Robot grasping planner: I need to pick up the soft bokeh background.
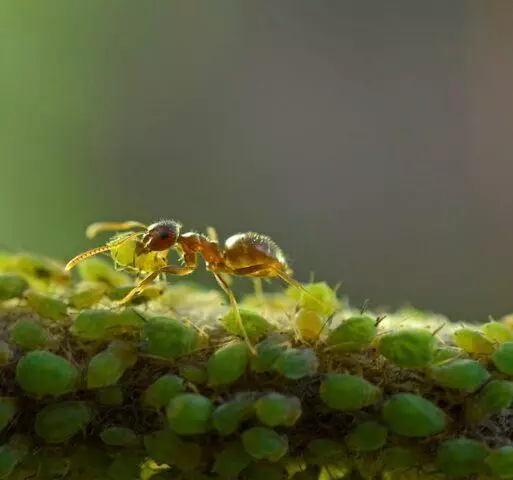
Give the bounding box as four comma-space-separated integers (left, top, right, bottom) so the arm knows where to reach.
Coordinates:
1, 1, 512, 322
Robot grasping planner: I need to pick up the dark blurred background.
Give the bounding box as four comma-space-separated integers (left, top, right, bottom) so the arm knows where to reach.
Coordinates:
1, 1, 512, 322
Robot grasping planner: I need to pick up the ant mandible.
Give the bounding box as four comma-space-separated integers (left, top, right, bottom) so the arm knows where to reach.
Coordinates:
65, 219, 320, 353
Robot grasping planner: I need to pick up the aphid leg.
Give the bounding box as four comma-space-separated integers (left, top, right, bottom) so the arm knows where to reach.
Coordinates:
86, 221, 147, 239
65, 231, 142, 271
117, 264, 196, 305
212, 272, 256, 355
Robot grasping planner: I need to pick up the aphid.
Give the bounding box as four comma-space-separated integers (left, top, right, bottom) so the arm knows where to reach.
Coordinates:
0, 252, 71, 290
66, 219, 323, 352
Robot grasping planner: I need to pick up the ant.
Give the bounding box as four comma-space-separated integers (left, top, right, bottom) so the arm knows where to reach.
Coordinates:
65, 219, 322, 353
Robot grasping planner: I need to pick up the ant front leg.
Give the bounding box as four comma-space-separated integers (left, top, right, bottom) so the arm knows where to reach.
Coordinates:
117, 253, 197, 305
212, 272, 256, 355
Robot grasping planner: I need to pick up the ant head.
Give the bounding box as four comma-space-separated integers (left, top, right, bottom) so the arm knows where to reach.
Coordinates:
142, 219, 182, 252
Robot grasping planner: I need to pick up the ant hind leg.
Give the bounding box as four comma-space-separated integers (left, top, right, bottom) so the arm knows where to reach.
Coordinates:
212, 272, 256, 355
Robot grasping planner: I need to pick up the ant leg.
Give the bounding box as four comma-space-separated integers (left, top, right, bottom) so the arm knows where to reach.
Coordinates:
117, 263, 196, 305
206, 227, 232, 287
206, 226, 219, 242
230, 265, 327, 311
252, 278, 266, 303
86, 221, 147, 239
65, 231, 142, 271
212, 272, 256, 355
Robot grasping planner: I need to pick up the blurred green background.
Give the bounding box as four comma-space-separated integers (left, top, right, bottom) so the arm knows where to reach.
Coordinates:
1, 1, 512, 322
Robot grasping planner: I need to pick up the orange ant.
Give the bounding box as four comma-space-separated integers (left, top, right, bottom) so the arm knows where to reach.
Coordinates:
65, 220, 322, 353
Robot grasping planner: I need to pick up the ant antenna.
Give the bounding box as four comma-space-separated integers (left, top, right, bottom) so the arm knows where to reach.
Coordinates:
65, 231, 143, 271
86, 221, 148, 239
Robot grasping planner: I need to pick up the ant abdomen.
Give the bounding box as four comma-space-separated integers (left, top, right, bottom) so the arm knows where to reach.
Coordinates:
223, 232, 288, 276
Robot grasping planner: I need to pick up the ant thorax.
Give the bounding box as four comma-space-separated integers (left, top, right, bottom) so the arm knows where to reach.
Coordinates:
179, 232, 224, 267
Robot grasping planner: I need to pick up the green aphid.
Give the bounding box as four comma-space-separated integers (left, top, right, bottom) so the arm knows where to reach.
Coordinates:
107, 339, 137, 368
87, 350, 125, 389
286, 281, 339, 316
274, 348, 319, 380
320, 373, 381, 411
452, 328, 495, 354
168, 441, 202, 473
16, 350, 79, 397
107, 308, 146, 334
432, 345, 463, 364
20, 448, 70, 480
430, 359, 490, 391
68, 445, 110, 479
72, 309, 116, 341
100, 426, 138, 446
289, 468, 319, 480
483, 321, 513, 343
0, 398, 17, 433
212, 393, 256, 436
166, 393, 213, 435
0, 253, 70, 290
141, 375, 185, 410
24, 290, 68, 322
382, 393, 446, 437
95, 386, 124, 406
435, 437, 487, 479
10, 317, 50, 351
255, 393, 302, 427
492, 342, 513, 375
250, 333, 290, 373
178, 364, 207, 385
0, 445, 22, 479
0, 273, 29, 301
142, 316, 198, 359
35, 402, 91, 444
326, 315, 376, 352
242, 427, 288, 462
380, 446, 423, 471
107, 452, 143, 480
379, 328, 436, 368
345, 421, 388, 452
207, 341, 249, 387
143, 429, 183, 466
243, 462, 288, 480
76, 257, 131, 288
485, 445, 513, 479
0, 341, 10, 365
220, 308, 273, 340
306, 438, 345, 465
212, 440, 252, 479
465, 379, 513, 423
67, 281, 108, 310
143, 429, 202, 473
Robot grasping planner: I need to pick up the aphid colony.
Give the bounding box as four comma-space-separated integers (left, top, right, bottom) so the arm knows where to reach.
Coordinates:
65, 219, 327, 351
